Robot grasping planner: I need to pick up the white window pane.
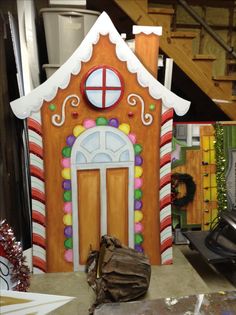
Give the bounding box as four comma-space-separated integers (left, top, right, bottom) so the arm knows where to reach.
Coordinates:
86, 90, 103, 107
86, 68, 103, 87
81, 132, 100, 153
76, 152, 87, 164
92, 153, 112, 163
120, 150, 130, 161
105, 90, 121, 107
106, 69, 121, 87
106, 131, 126, 152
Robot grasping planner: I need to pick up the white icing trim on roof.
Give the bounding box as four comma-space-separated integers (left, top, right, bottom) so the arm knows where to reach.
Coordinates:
133, 25, 162, 36
10, 11, 190, 119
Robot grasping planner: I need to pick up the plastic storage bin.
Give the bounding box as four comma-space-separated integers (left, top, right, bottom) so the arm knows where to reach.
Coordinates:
42, 64, 59, 78
40, 8, 100, 65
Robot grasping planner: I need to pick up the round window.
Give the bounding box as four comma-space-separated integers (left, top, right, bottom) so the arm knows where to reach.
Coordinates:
81, 66, 124, 109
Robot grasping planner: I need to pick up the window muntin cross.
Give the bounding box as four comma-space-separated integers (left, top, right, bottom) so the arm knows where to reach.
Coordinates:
81, 66, 124, 109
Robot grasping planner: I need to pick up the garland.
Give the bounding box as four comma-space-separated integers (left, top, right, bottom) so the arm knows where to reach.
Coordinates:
214, 123, 227, 212
0, 220, 30, 291
171, 173, 196, 207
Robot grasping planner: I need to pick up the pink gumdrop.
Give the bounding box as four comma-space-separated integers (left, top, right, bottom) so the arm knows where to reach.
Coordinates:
64, 249, 73, 262
83, 119, 96, 129
135, 222, 143, 233
128, 133, 136, 144
134, 178, 143, 189
61, 158, 71, 168
64, 202, 72, 213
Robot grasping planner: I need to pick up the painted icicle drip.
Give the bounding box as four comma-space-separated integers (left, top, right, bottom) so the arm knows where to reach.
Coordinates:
127, 93, 153, 126
51, 94, 80, 127
61, 117, 144, 263
28, 113, 46, 273
159, 108, 174, 264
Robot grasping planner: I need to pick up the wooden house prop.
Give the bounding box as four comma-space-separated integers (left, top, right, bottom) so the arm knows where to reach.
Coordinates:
10, 12, 190, 273
172, 122, 236, 235
171, 123, 216, 234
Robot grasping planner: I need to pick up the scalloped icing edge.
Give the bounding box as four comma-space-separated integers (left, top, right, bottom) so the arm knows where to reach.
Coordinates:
133, 25, 162, 35
10, 11, 190, 119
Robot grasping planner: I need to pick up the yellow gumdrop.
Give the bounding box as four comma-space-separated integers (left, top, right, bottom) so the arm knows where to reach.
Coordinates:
73, 125, 85, 137
134, 210, 143, 223
61, 168, 71, 179
63, 214, 72, 226
135, 166, 143, 178
119, 123, 130, 135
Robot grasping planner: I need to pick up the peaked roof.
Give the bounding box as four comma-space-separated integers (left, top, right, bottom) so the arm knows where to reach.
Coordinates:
10, 12, 190, 119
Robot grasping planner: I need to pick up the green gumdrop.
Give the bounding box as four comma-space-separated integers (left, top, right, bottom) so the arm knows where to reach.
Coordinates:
134, 189, 142, 200
134, 144, 143, 155
64, 190, 72, 202
135, 233, 143, 245
62, 146, 72, 157
64, 238, 73, 249
96, 117, 108, 126
149, 104, 155, 111
49, 104, 56, 111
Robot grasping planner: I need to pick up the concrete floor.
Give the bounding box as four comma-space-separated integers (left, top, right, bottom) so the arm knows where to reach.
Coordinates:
29, 245, 235, 314
179, 245, 236, 291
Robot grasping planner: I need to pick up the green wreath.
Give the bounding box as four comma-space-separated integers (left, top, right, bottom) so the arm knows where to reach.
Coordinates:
171, 173, 196, 207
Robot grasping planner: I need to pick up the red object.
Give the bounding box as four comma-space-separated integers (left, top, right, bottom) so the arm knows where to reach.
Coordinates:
72, 111, 79, 119
0, 244, 6, 257
0, 220, 30, 291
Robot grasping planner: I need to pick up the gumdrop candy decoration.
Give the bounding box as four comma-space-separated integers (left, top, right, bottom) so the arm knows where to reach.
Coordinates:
108, 118, 119, 128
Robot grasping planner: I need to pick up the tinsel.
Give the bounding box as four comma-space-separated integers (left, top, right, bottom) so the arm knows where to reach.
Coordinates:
214, 123, 228, 213
0, 220, 30, 291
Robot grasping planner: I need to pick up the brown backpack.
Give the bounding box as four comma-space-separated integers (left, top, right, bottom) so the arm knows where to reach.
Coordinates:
86, 235, 151, 314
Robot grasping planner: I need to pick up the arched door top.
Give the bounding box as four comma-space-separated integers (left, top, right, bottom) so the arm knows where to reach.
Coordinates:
71, 126, 135, 166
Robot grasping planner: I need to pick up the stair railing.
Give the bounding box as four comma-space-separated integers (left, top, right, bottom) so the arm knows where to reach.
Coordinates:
178, 0, 236, 59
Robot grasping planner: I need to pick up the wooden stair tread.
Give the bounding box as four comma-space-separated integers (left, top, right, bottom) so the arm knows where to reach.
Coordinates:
213, 75, 236, 81
148, 7, 174, 15
171, 31, 197, 39
114, 0, 236, 119
213, 97, 235, 103
213, 99, 236, 118
226, 59, 236, 65
193, 54, 216, 60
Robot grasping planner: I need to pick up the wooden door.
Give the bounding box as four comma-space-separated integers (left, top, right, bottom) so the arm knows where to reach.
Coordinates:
77, 167, 129, 265
107, 168, 129, 245
78, 169, 100, 265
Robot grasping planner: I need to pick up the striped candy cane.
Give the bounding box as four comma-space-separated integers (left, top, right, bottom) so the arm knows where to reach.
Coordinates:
160, 108, 174, 264
28, 113, 46, 273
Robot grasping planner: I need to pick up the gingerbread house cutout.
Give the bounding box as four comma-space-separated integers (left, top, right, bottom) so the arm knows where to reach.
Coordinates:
11, 12, 190, 273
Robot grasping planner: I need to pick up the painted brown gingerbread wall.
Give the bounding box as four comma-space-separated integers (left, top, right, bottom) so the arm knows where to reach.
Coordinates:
41, 35, 162, 272
10, 12, 190, 273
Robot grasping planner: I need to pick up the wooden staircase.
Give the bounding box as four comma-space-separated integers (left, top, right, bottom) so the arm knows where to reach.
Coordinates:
114, 0, 236, 120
